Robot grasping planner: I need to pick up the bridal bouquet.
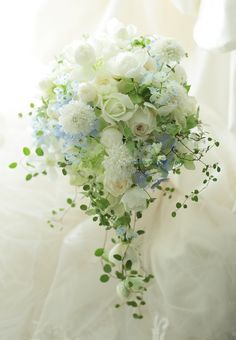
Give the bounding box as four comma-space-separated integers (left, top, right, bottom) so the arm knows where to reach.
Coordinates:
10, 19, 220, 319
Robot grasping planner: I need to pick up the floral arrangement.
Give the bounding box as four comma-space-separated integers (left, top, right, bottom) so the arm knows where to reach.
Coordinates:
10, 19, 220, 319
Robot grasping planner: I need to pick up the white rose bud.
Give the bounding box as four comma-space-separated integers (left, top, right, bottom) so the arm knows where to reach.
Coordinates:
128, 103, 157, 137
116, 281, 131, 300
109, 243, 139, 268
100, 127, 123, 149
78, 82, 97, 103
121, 187, 149, 212
75, 42, 96, 66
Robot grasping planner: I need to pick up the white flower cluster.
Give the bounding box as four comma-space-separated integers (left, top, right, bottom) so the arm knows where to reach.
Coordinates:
24, 19, 216, 315
31, 19, 202, 211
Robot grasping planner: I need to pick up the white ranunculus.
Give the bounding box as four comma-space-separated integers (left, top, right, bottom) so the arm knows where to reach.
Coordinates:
121, 187, 149, 212
78, 82, 97, 103
102, 93, 136, 123
59, 100, 96, 134
74, 42, 96, 66
109, 50, 148, 79
94, 71, 118, 95
128, 103, 157, 137
100, 127, 123, 149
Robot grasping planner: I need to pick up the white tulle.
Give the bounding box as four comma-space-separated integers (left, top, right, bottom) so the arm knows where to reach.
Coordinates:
0, 1, 236, 339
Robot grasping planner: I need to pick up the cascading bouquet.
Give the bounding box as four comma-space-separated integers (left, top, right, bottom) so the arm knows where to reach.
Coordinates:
10, 19, 220, 319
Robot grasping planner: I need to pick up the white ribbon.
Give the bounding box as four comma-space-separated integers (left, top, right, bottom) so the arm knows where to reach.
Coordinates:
152, 314, 169, 340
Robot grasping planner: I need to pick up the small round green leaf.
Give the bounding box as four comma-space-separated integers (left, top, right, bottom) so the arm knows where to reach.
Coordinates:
9, 162, 17, 169
103, 264, 112, 273
94, 248, 104, 257
25, 174, 32, 181
23, 147, 30, 156
35, 147, 44, 156
100, 274, 110, 283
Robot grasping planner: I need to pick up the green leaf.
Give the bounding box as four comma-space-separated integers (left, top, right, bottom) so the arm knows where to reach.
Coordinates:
35, 147, 44, 156
67, 198, 73, 205
94, 248, 104, 257
129, 93, 143, 105
176, 202, 182, 209
9, 162, 17, 169
118, 79, 135, 94
23, 147, 31, 156
127, 301, 138, 307
25, 174, 32, 181
113, 254, 122, 261
103, 264, 112, 273
184, 160, 195, 170
125, 260, 132, 270
36, 130, 43, 137
100, 274, 110, 283
186, 115, 198, 130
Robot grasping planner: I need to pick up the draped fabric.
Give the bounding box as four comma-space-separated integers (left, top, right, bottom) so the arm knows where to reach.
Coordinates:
0, 1, 236, 339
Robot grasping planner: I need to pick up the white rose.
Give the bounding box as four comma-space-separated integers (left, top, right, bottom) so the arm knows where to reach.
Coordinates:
78, 82, 97, 103
74, 42, 96, 65
100, 127, 123, 149
109, 50, 148, 79
109, 243, 139, 267
104, 176, 131, 197
128, 103, 157, 137
116, 281, 131, 300
121, 187, 149, 212
102, 93, 136, 123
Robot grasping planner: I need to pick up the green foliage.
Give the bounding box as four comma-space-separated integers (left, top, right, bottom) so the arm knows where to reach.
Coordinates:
100, 274, 110, 283
35, 147, 44, 156
23, 147, 31, 156
95, 248, 104, 257
9, 162, 17, 169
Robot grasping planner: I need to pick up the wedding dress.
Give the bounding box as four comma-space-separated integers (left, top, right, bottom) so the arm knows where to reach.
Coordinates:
1, 1, 236, 339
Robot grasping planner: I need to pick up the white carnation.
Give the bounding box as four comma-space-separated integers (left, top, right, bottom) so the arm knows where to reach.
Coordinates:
59, 100, 96, 134
150, 38, 185, 63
